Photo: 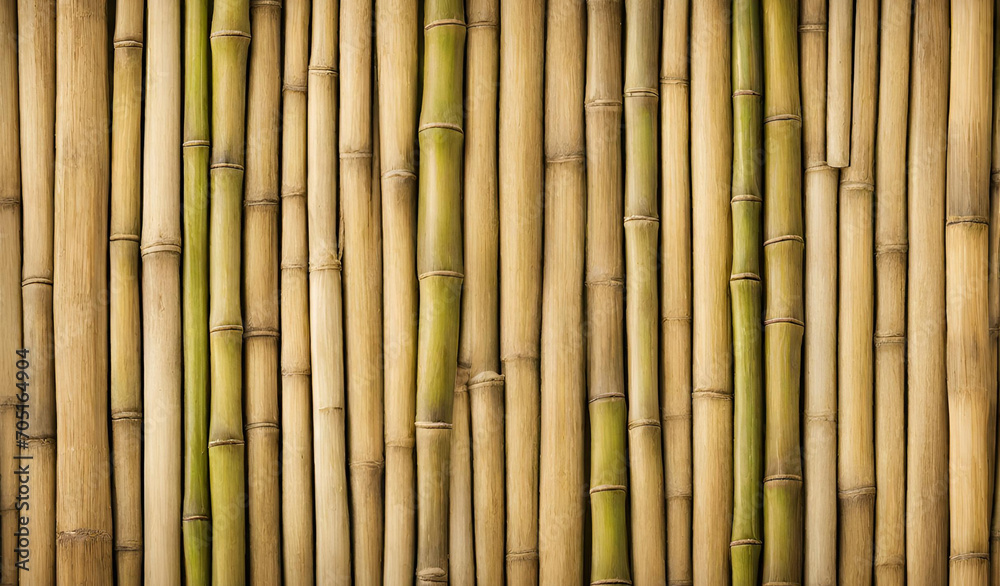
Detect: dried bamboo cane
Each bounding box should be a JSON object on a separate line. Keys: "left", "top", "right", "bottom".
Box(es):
{"left": 992, "top": 6, "right": 1000, "bottom": 581}
{"left": 109, "top": 0, "right": 143, "bottom": 580}
{"left": 691, "top": 0, "right": 733, "bottom": 582}
{"left": 414, "top": 1, "right": 466, "bottom": 582}
{"left": 450, "top": 378, "right": 475, "bottom": 586}
{"left": 16, "top": 3, "right": 57, "bottom": 583}
{"left": 905, "top": 2, "right": 949, "bottom": 584}
{"left": 827, "top": 0, "right": 852, "bottom": 167}
{"left": 873, "top": 1, "right": 910, "bottom": 584}
{"left": 837, "top": 0, "right": 878, "bottom": 583}
{"left": 500, "top": 0, "right": 543, "bottom": 582}
{"left": 376, "top": 0, "right": 420, "bottom": 582}
{"left": 54, "top": 0, "right": 114, "bottom": 580}
{"left": 799, "top": 0, "right": 839, "bottom": 583}
{"left": 539, "top": 0, "right": 586, "bottom": 581}
{"left": 208, "top": 1, "right": 251, "bottom": 582}
{"left": 244, "top": 0, "right": 282, "bottom": 582}
{"left": 660, "top": 1, "right": 693, "bottom": 583}
{"left": 947, "top": 2, "right": 994, "bottom": 584}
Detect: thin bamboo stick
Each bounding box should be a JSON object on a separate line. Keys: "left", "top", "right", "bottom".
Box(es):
{"left": 827, "top": 0, "right": 852, "bottom": 167}
{"left": 660, "top": 1, "right": 693, "bottom": 583}
{"left": 905, "top": 2, "right": 949, "bottom": 584}
{"left": 54, "top": 0, "right": 114, "bottom": 580}
{"left": 376, "top": 0, "right": 420, "bottom": 582}
{"left": 16, "top": 2, "right": 57, "bottom": 583}
{"left": 873, "top": 1, "right": 910, "bottom": 584}
{"left": 539, "top": 0, "right": 586, "bottom": 581}
{"left": 691, "top": 0, "right": 733, "bottom": 582}
{"left": 244, "top": 0, "right": 282, "bottom": 582}
{"left": 992, "top": 5, "right": 1000, "bottom": 581}
{"left": 947, "top": 2, "right": 994, "bottom": 584}
{"left": 469, "top": 373, "right": 505, "bottom": 582}
{"left": 450, "top": 380, "right": 476, "bottom": 586}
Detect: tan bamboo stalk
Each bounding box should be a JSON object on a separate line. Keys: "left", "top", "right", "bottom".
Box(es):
{"left": 108, "top": 0, "right": 143, "bottom": 580}
{"left": 660, "top": 1, "right": 693, "bottom": 583}
{"left": 54, "top": 0, "right": 114, "bottom": 580}
{"left": 826, "top": 0, "right": 852, "bottom": 167}
{"left": 450, "top": 381, "right": 475, "bottom": 586}
{"left": 947, "top": 2, "right": 994, "bottom": 584}
{"left": 500, "top": 0, "right": 544, "bottom": 582}
{"left": 905, "top": 2, "right": 949, "bottom": 584}
{"left": 307, "top": 0, "right": 352, "bottom": 580}
{"left": 414, "top": 1, "right": 466, "bottom": 582}
{"left": 992, "top": 6, "right": 1000, "bottom": 581}
{"left": 376, "top": 0, "right": 419, "bottom": 582}
{"left": 838, "top": 0, "right": 878, "bottom": 583}
{"left": 690, "top": 0, "right": 733, "bottom": 582}
{"left": 469, "top": 373, "right": 505, "bottom": 580}
{"left": 538, "top": 0, "right": 586, "bottom": 581}
{"left": 16, "top": 3, "right": 57, "bottom": 583}
{"left": 799, "top": 1, "right": 839, "bottom": 583}
{"left": 873, "top": 1, "right": 910, "bottom": 584}
{"left": 280, "top": 0, "right": 313, "bottom": 582}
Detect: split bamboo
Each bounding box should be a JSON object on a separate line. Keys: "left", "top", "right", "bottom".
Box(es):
{"left": 827, "top": 0, "right": 852, "bottom": 167}
{"left": 946, "top": 1, "right": 994, "bottom": 584}
{"left": 54, "top": 0, "right": 114, "bottom": 580}
{"left": 539, "top": 0, "right": 587, "bottom": 581}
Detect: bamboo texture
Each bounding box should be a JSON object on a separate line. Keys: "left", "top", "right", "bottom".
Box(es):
{"left": 992, "top": 5, "right": 1000, "bottom": 582}
{"left": 826, "top": 0, "right": 852, "bottom": 167}
{"left": 450, "top": 379, "right": 475, "bottom": 586}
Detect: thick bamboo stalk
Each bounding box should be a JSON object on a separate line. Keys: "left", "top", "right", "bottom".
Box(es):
{"left": 182, "top": 0, "right": 212, "bottom": 581}
{"left": 16, "top": 2, "right": 57, "bottom": 583}
{"left": 450, "top": 381, "right": 475, "bottom": 586}
{"left": 208, "top": 1, "right": 250, "bottom": 582}
{"left": 244, "top": 0, "right": 282, "bottom": 582}
{"left": 54, "top": 0, "right": 114, "bottom": 580}
{"left": 280, "top": 0, "right": 312, "bottom": 582}
{"left": 837, "top": 0, "right": 878, "bottom": 583}
{"left": 109, "top": 0, "right": 143, "bottom": 580}
{"left": 690, "top": 0, "right": 733, "bottom": 582}
{"left": 414, "top": 1, "right": 465, "bottom": 582}
{"left": 873, "top": 1, "right": 910, "bottom": 584}
{"left": 500, "top": 0, "right": 543, "bottom": 582}
{"left": 799, "top": 1, "right": 838, "bottom": 583}
{"left": 469, "top": 373, "right": 505, "bottom": 583}
{"left": 947, "top": 2, "right": 994, "bottom": 584}
{"left": 376, "top": 0, "right": 420, "bottom": 582}
{"left": 905, "top": 2, "right": 949, "bottom": 584}
{"left": 660, "top": 1, "right": 693, "bottom": 583}
{"left": 539, "top": 0, "right": 586, "bottom": 581}
{"left": 826, "top": 0, "right": 852, "bottom": 167}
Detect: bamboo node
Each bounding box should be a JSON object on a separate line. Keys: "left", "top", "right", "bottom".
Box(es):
{"left": 733, "top": 89, "right": 761, "bottom": 97}
{"left": 281, "top": 262, "right": 307, "bottom": 271}
{"left": 628, "top": 418, "right": 660, "bottom": 430}
{"left": 661, "top": 412, "right": 691, "bottom": 423}
{"left": 21, "top": 276, "right": 53, "bottom": 287}
{"left": 730, "top": 538, "right": 762, "bottom": 547}
{"left": 946, "top": 215, "right": 988, "bottom": 226}
{"left": 280, "top": 369, "right": 311, "bottom": 377}
{"left": 209, "top": 439, "right": 245, "bottom": 447}
{"left": 250, "top": 0, "right": 282, "bottom": 7}
{"left": 875, "top": 243, "right": 907, "bottom": 255}
{"left": 873, "top": 334, "right": 904, "bottom": 347}
{"left": 506, "top": 550, "right": 539, "bottom": 562}
{"left": 546, "top": 153, "right": 586, "bottom": 164}
{"left": 210, "top": 30, "right": 252, "bottom": 40}
{"left": 804, "top": 411, "right": 836, "bottom": 423}
{"left": 730, "top": 272, "right": 761, "bottom": 282}
{"left": 113, "top": 39, "right": 143, "bottom": 49}
{"left": 340, "top": 150, "right": 373, "bottom": 160}
{"left": 111, "top": 411, "right": 143, "bottom": 421}
{"left": 0, "top": 198, "right": 19, "bottom": 208}
{"left": 419, "top": 122, "right": 463, "bottom": 134}
{"left": 837, "top": 485, "right": 876, "bottom": 498}
{"left": 584, "top": 98, "right": 623, "bottom": 110}
{"left": 244, "top": 327, "right": 280, "bottom": 339}
{"left": 308, "top": 259, "right": 342, "bottom": 273}
{"left": 805, "top": 163, "right": 835, "bottom": 173}
{"left": 763, "top": 234, "right": 804, "bottom": 247}
{"left": 467, "top": 373, "right": 504, "bottom": 390}
{"left": 109, "top": 232, "right": 140, "bottom": 243}
{"left": 308, "top": 65, "right": 338, "bottom": 76}
{"left": 467, "top": 20, "right": 498, "bottom": 29}
{"left": 416, "top": 568, "right": 449, "bottom": 583}
{"left": 764, "top": 317, "right": 805, "bottom": 327}
{"left": 764, "top": 113, "right": 801, "bottom": 124}
{"left": 244, "top": 199, "right": 279, "bottom": 208}
{"left": 183, "top": 140, "right": 210, "bottom": 148}
{"left": 591, "top": 581, "right": 632, "bottom": 586}
{"left": 245, "top": 421, "right": 279, "bottom": 431}
{"left": 349, "top": 460, "right": 385, "bottom": 471}
{"left": 840, "top": 180, "right": 874, "bottom": 192}
{"left": 414, "top": 421, "right": 453, "bottom": 430}
{"left": 666, "top": 491, "right": 693, "bottom": 501}
{"left": 183, "top": 515, "right": 210, "bottom": 522}
{"left": 586, "top": 277, "right": 624, "bottom": 289}
{"left": 949, "top": 552, "right": 989, "bottom": 562}
{"left": 114, "top": 542, "right": 142, "bottom": 552}
{"left": 798, "top": 23, "right": 828, "bottom": 32}
{"left": 57, "top": 529, "right": 112, "bottom": 543}
{"left": 589, "top": 391, "right": 626, "bottom": 403}
{"left": 281, "top": 189, "right": 306, "bottom": 199}
{"left": 386, "top": 438, "right": 415, "bottom": 449}
{"left": 659, "top": 76, "right": 689, "bottom": 86}
{"left": 660, "top": 315, "right": 692, "bottom": 323}
{"left": 624, "top": 87, "right": 658, "bottom": 98}
{"left": 692, "top": 389, "right": 732, "bottom": 401}
{"left": 283, "top": 83, "right": 307, "bottom": 93}
{"left": 668, "top": 582, "right": 694, "bottom": 586}
{"left": 210, "top": 324, "right": 244, "bottom": 334}
{"left": 419, "top": 270, "right": 464, "bottom": 280}
{"left": 140, "top": 242, "right": 182, "bottom": 256}
{"left": 425, "top": 18, "right": 467, "bottom": 30}
{"left": 764, "top": 473, "right": 803, "bottom": 484}
{"left": 624, "top": 214, "right": 659, "bottom": 225}
{"left": 763, "top": 583, "right": 800, "bottom": 586}
{"left": 212, "top": 162, "right": 245, "bottom": 171}
{"left": 731, "top": 194, "right": 763, "bottom": 203}
{"left": 382, "top": 169, "right": 417, "bottom": 181}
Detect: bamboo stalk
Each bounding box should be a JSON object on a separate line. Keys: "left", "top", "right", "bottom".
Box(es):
{"left": 947, "top": 2, "right": 994, "bottom": 584}
{"left": 450, "top": 381, "right": 476, "bottom": 586}
{"left": 54, "top": 0, "right": 114, "bottom": 580}
{"left": 826, "top": 0, "right": 852, "bottom": 167}
{"left": 280, "top": 0, "right": 313, "bottom": 582}
{"left": 244, "top": 0, "right": 282, "bottom": 582}
{"left": 376, "top": 0, "right": 420, "bottom": 582}
{"left": 539, "top": 0, "right": 586, "bottom": 581}
{"left": 414, "top": 1, "right": 466, "bottom": 582}
{"left": 837, "top": 0, "right": 878, "bottom": 583}
{"left": 307, "top": 0, "right": 352, "bottom": 580}
{"left": 500, "top": 0, "right": 544, "bottom": 582}
{"left": 208, "top": 1, "right": 250, "bottom": 582}
{"left": 992, "top": 5, "right": 1000, "bottom": 581}
{"left": 690, "top": 0, "right": 733, "bottom": 582}
{"left": 660, "top": 1, "right": 693, "bottom": 583}
{"left": 905, "top": 2, "right": 949, "bottom": 584}
{"left": 16, "top": 2, "right": 57, "bottom": 583}
{"left": 182, "top": 0, "right": 212, "bottom": 581}
{"left": 873, "top": 1, "right": 910, "bottom": 584}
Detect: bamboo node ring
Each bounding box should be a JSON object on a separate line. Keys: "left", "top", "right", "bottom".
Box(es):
{"left": 589, "top": 392, "right": 626, "bottom": 403}
{"left": 111, "top": 411, "right": 143, "bottom": 421}
{"left": 419, "top": 122, "right": 463, "bottom": 134}
{"left": 730, "top": 272, "right": 761, "bottom": 282}
{"left": 546, "top": 153, "right": 586, "bottom": 164}
{"left": 244, "top": 199, "right": 279, "bottom": 208}
{"left": 283, "top": 83, "right": 307, "bottom": 93}
{"left": 250, "top": 0, "right": 281, "bottom": 7}
{"left": 425, "top": 18, "right": 466, "bottom": 30}
{"left": 949, "top": 552, "right": 989, "bottom": 562}
{"left": 281, "top": 369, "right": 310, "bottom": 377}
{"left": 467, "top": 20, "right": 498, "bottom": 29}
{"left": 591, "top": 581, "right": 632, "bottom": 586}
{"left": 874, "top": 334, "right": 904, "bottom": 347}
{"left": 838, "top": 485, "right": 876, "bottom": 498}
{"left": 281, "top": 262, "right": 307, "bottom": 271}
{"left": 586, "top": 277, "right": 625, "bottom": 288}
{"left": 589, "top": 484, "right": 627, "bottom": 495}
{"left": 505, "top": 550, "right": 539, "bottom": 561}
{"left": 308, "top": 65, "right": 338, "bottom": 76}
{"left": 340, "top": 150, "right": 373, "bottom": 160}
{"left": 661, "top": 315, "right": 692, "bottom": 323}
{"left": 281, "top": 189, "right": 306, "bottom": 199}
{"left": 110, "top": 233, "right": 140, "bottom": 243}
{"left": 628, "top": 418, "right": 660, "bottom": 430}
{"left": 113, "top": 39, "right": 143, "bottom": 49}
{"left": 244, "top": 328, "right": 280, "bottom": 339}
{"left": 692, "top": 389, "right": 732, "bottom": 401}
{"left": 350, "top": 460, "right": 385, "bottom": 471}
{"left": 140, "top": 242, "right": 182, "bottom": 256}
{"left": 208, "top": 439, "right": 245, "bottom": 447}
{"left": 946, "top": 215, "right": 989, "bottom": 226}
{"left": 57, "top": 529, "right": 112, "bottom": 542}
{"left": 415, "top": 421, "right": 453, "bottom": 430}
{"left": 0, "top": 198, "right": 19, "bottom": 207}
{"left": 308, "top": 260, "right": 342, "bottom": 273}
{"left": 840, "top": 180, "right": 875, "bottom": 192}
{"left": 212, "top": 162, "right": 244, "bottom": 171}
{"left": 733, "top": 89, "right": 761, "bottom": 97}
{"left": 418, "top": 270, "right": 464, "bottom": 280}
{"left": 764, "top": 113, "right": 800, "bottom": 124}
{"left": 183, "top": 139, "right": 210, "bottom": 148}
{"left": 382, "top": 169, "right": 417, "bottom": 180}
{"left": 798, "top": 23, "right": 828, "bottom": 32}
{"left": 764, "top": 473, "right": 803, "bottom": 484}
{"left": 585, "top": 98, "right": 623, "bottom": 110}
{"left": 730, "top": 538, "right": 763, "bottom": 547}
{"left": 668, "top": 582, "right": 694, "bottom": 586}
{"left": 763, "top": 234, "right": 804, "bottom": 247}
{"left": 183, "top": 515, "right": 210, "bottom": 522}
{"left": 624, "top": 87, "right": 658, "bottom": 98}
{"left": 624, "top": 214, "right": 659, "bottom": 224}
{"left": 764, "top": 317, "right": 804, "bottom": 327}
{"left": 210, "top": 30, "right": 252, "bottom": 40}
{"left": 210, "top": 324, "right": 244, "bottom": 334}
{"left": 21, "top": 277, "right": 53, "bottom": 287}
{"left": 659, "top": 76, "right": 689, "bottom": 86}
{"left": 731, "top": 194, "right": 763, "bottom": 203}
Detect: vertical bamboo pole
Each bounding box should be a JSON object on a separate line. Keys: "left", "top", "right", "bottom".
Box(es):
{"left": 450, "top": 381, "right": 475, "bottom": 586}
{"left": 873, "top": 1, "right": 910, "bottom": 584}
{"left": 54, "top": 0, "right": 114, "bottom": 580}
{"left": 377, "top": 0, "right": 420, "bottom": 582}
{"left": 660, "top": 1, "right": 693, "bottom": 583}
{"left": 905, "top": 2, "right": 949, "bottom": 584}
{"left": 109, "top": 0, "right": 143, "bottom": 580}
{"left": 992, "top": 6, "right": 1000, "bottom": 582}
{"left": 827, "top": 0, "right": 852, "bottom": 167}
{"left": 500, "top": 0, "right": 543, "bottom": 582}
{"left": 539, "top": 0, "right": 586, "bottom": 581}
{"left": 691, "top": 0, "right": 733, "bottom": 582}
{"left": 16, "top": 3, "right": 57, "bottom": 583}
{"left": 947, "top": 2, "right": 994, "bottom": 584}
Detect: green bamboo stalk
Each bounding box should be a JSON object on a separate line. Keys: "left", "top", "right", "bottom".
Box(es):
{"left": 208, "top": 1, "right": 250, "bottom": 582}
{"left": 761, "top": 0, "right": 804, "bottom": 583}
{"left": 730, "top": 0, "right": 763, "bottom": 584}
{"left": 182, "top": 0, "right": 212, "bottom": 581}
{"left": 826, "top": 0, "right": 852, "bottom": 167}
{"left": 414, "top": 1, "right": 466, "bottom": 583}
